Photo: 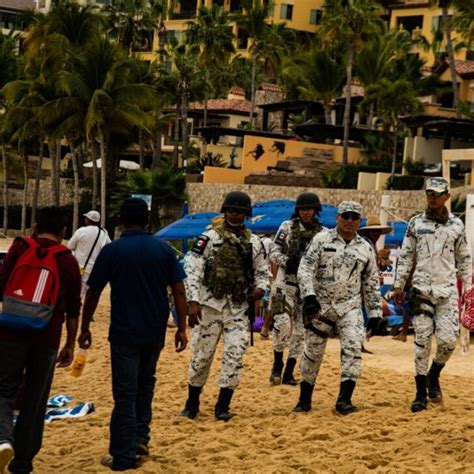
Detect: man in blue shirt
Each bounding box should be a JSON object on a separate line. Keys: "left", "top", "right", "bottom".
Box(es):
{"left": 78, "top": 198, "right": 188, "bottom": 471}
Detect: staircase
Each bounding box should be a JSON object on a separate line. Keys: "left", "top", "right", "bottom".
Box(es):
{"left": 245, "top": 148, "right": 339, "bottom": 187}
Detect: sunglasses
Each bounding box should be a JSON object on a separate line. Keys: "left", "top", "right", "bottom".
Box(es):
{"left": 340, "top": 212, "right": 361, "bottom": 221}
{"left": 425, "top": 190, "right": 446, "bottom": 198}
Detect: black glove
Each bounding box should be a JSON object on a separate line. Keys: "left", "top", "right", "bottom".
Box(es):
{"left": 366, "top": 317, "right": 382, "bottom": 335}
{"left": 302, "top": 295, "right": 321, "bottom": 328}
{"left": 285, "top": 255, "right": 299, "bottom": 275}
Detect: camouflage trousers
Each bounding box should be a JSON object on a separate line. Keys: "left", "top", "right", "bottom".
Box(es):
{"left": 301, "top": 306, "right": 365, "bottom": 384}
{"left": 188, "top": 305, "right": 249, "bottom": 390}
{"left": 271, "top": 285, "right": 304, "bottom": 358}
{"left": 413, "top": 293, "right": 459, "bottom": 376}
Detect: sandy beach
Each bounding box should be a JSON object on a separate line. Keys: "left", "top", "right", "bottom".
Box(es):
{"left": 28, "top": 287, "right": 473, "bottom": 474}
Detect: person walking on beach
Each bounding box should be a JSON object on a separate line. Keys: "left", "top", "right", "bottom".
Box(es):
{"left": 78, "top": 198, "right": 188, "bottom": 471}
{"left": 0, "top": 207, "right": 81, "bottom": 474}
{"left": 294, "top": 201, "right": 382, "bottom": 415}
{"left": 269, "top": 193, "right": 325, "bottom": 386}
{"left": 393, "top": 178, "right": 471, "bottom": 412}
{"left": 180, "top": 191, "right": 270, "bottom": 421}
{"left": 68, "top": 210, "right": 110, "bottom": 298}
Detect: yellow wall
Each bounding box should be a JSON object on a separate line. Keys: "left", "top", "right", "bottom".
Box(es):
{"left": 389, "top": 5, "right": 467, "bottom": 66}
{"left": 203, "top": 135, "right": 362, "bottom": 184}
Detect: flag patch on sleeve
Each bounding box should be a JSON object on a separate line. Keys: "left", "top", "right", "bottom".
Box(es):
{"left": 192, "top": 235, "right": 210, "bottom": 255}
{"left": 275, "top": 231, "right": 288, "bottom": 245}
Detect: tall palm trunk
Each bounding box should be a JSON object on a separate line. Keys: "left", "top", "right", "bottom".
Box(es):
{"left": 139, "top": 129, "right": 145, "bottom": 170}
{"left": 391, "top": 121, "right": 399, "bottom": 177}
{"left": 99, "top": 128, "right": 107, "bottom": 227}
{"left": 55, "top": 140, "right": 61, "bottom": 205}
{"left": 158, "top": 21, "right": 167, "bottom": 64}
{"left": 180, "top": 82, "right": 189, "bottom": 175}
{"left": 70, "top": 143, "right": 80, "bottom": 233}
{"left": 368, "top": 103, "right": 375, "bottom": 130}
{"left": 249, "top": 50, "right": 257, "bottom": 129}
{"left": 173, "top": 106, "right": 180, "bottom": 169}
{"left": 324, "top": 104, "right": 333, "bottom": 125}
{"left": 49, "top": 140, "right": 59, "bottom": 206}
{"left": 90, "top": 139, "right": 99, "bottom": 210}
{"left": 342, "top": 43, "right": 355, "bottom": 168}
{"left": 442, "top": 6, "right": 460, "bottom": 117}
{"left": 21, "top": 149, "right": 29, "bottom": 234}
{"left": 31, "top": 139, "right": 44, "bottom": 227}
{"left": 2, "top": 146, "right": 8, "bottom": 233}
{"left": 151, "top": 130, "right": 162, "bottom": 169}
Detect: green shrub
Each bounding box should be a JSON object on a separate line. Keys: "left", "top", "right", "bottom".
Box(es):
{"left": 385, "top": 175, "right": 424, "bottom": 190}
{"left": 403, "top": 157, "right": 425, "bottom": 176}
{"left": 321, "top": 164, "right": 391, "bottom": 189}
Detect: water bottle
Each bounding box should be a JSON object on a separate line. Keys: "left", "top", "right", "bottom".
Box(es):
{"left": 70, "top": 349, "right": 88, "bottom": 378}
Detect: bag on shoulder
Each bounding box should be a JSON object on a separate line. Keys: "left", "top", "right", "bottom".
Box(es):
{"left": 0, "top": 237, "right": 69, "bottom": 331}
{"left": 461, "top": 288, "right": 474, "bottom": 331}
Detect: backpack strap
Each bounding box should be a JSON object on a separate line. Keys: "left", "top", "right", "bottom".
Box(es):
{"left": 20, "top": 236, "right": 70, "bottom": 256}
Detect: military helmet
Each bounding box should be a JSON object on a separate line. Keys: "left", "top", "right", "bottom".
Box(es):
{"left": 220, "top": 191, "right": 252, "bottom": 216}
{"left": 295, "top": 192, "right": 322, "bottom": 214}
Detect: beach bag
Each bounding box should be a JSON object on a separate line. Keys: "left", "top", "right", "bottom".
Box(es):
{"left": 0, "top": 237, "right": 68, "bottom": 330}
{"left": 460, "top": 288, "right": 474, "bottom": 331}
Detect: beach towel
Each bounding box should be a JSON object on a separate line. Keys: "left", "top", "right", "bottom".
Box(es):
{"left": 47, "top": 394, "right": 73, "bottom": 408}
{"left": 44, "top": 402, "right": 95, "bottom": 423}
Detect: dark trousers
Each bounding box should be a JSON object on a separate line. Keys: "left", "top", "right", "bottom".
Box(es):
{"left": 109, "top": 342, "right": 163, "bottom": 470}
{"left": 0, "top": 341, "right": 57, "bottom": 474}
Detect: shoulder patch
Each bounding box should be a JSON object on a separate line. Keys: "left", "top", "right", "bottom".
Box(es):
{"left": 275, "top": 230, "right": 288, "bottom": 245}
{"left": 191, "top": 235, "right": 210, "bottom": 255}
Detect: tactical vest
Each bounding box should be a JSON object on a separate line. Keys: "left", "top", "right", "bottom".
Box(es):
{"left": 203, "top": 224, "right": 253, "bottom": 303}
{"left": 283, "top": 219, "right": 321, "bottom": 261}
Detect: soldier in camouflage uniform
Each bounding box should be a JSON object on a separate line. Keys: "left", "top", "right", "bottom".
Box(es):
{"left": 180, "top": 192, "right": 270, "bottom": 421}
{"left": 269, "top": 193, "right": 325, "bottom": 386}
{"left": 393, "top": 178, "right": 471, "bottom": 412}
{"left": 294, "top": 201, "right": 382, "bottom": 415}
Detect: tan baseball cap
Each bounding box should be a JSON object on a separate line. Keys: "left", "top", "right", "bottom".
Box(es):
{"left": 84, "top": 210, "right": 100, "bottom": 222}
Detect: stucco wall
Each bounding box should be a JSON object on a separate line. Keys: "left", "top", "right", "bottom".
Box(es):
{"left": 187, "top": 182, "right": 473, "bottom": 221}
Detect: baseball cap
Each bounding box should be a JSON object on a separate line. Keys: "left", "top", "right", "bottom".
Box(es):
{"left": 425, "top": 177, "right": 449, "bottom": 194}
{"left": 338, "top": 201, "right": 363, "bottom": 216}
{"left": 84, "top": 210, "right": 100, "bottom": 222}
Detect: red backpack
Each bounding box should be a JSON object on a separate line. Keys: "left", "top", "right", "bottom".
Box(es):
{"left": 461, "top": 287, "right": 474, "bottom": 331}
{"left": 0, "top": 237, "right": 69, "bottom": 331}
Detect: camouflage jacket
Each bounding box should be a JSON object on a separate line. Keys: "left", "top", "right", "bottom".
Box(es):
{"left": 394, "top": 212, "right": 472, "bottom": 299}
{"left": 185, "top": 226, "right": 270, "bottom": 313}
{"left": 297, "top": 228, "right": 382, "bottom": 319}
{"left": 270, "top": 219, "right": 326, "bottom": 285}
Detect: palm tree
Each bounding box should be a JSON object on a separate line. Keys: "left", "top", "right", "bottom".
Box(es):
{"left": 186, "top": 4, "right": 235, "bottom": 128}
{"left": 452, "top": 1, "right": 474, "bottom": 46}
{"left": 0, "top": 31, "right": 19, "bottom": 233}
{"left": 362, "top": 78, "right": 423, "bottom": 175}
{"left": 282, "top": 46, "right": 345, "bottom": 125}
{"left": 428, "top": 0, "right": 463, "bottom": 116}
{"left": 105, "top": 0, "right": 156, "bottom": 54}
{"left": 112, "top": 163, "right": 186, "bottom": 231}
{"left": 235, "top": 0, "right": 294, "bottom": 129}
{"left": 320, "top": 0, "right": 383, "bottom": 167}
{"left": 42, "top": 37, "right": 155, "bottom": 225}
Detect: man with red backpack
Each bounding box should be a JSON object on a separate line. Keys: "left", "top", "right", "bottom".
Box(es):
{"left": 0, "top": 207, "right": 81, "bottom": 474}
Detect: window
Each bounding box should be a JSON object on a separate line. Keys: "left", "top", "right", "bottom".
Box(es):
{"left": 466, "top": 50, "right": 474, "bottom": 61}
{"left": 396, "top": 15, "right": 423, "bottom": 34}
{"left": 237, "top": 29, "right": 249, "bottom": 50}
{"left": 280, "top": 4, "right": 293, "bottom": 21}
{"left": 309, "top": 9, "right": 322, "bottom": 25}
{"left": 264, "top": 0, "right": 275, "bottom": 16}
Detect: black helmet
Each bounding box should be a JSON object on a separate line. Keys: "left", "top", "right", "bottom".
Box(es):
{"left": 220, "top": 191, "right": 252, "bottom": 216}
{"left": 295, "top": 192, "right": 322, "bottom": 214}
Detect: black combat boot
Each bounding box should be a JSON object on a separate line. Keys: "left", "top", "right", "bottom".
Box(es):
{"left": 215, "top": 388, "right": 234, "bottom": 422}
{"left": 292, "top": 381, "right": 314, "bottom": 412}
{"left": 428, "top": 361, "right": 444, "bottom": 401}
{"left": 411, "top": 375, "right": 428, "bottom": 412}
{"left": 179, "top": 385, "right": 202, "bottom": 419}
{"left": 282, "top": 358, "right": 298, "bottom": 386}
{"left": 269, "top": 351, "right": 284, "bottom": 385}
{"left": 335, "top": 380, "right": 358, "bottom": 415}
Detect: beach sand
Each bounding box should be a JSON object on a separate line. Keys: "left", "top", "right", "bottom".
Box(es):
{"left": 29, "top": 288, "right": 474, "bottom": 473}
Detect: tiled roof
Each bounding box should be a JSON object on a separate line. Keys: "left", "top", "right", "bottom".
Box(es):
{"left": 229, "top": 86, "right": 245, "bottom": 96}
{"left": 189, "top": 98, "right": 252, "bottom": 114}
{"left": 454, "top": 60, "right": 474, "bottom": 78}
{"left": 258, "top": 83, "right": 282, "bottom": 93}
{"left": 0, "top": 0, "right": 35, "bottom": 10}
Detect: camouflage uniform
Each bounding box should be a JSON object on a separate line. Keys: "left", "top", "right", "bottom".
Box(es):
{"left": 185, "top": 223, "right": 270, "bottom": 390}
{"left": 298, "top": 227, "right": 382, "bottom": 385}
{"left": 270, "top": 219, "right": 323, "bottom": 359}
{"left": 395, "top": 209, "right": 472, "bottom": 375}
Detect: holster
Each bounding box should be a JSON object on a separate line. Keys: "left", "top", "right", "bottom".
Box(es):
{"left": 410, "top": 289, "right": 435, "bottom": 317}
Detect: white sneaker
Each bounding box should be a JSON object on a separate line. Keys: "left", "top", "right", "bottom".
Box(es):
{"left": 0, "top": 442, "right": 13, "bottom": 474}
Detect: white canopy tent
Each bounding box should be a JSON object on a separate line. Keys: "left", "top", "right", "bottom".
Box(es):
{"left": 82, "top": 159, "right": 140, "bottom": 170}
